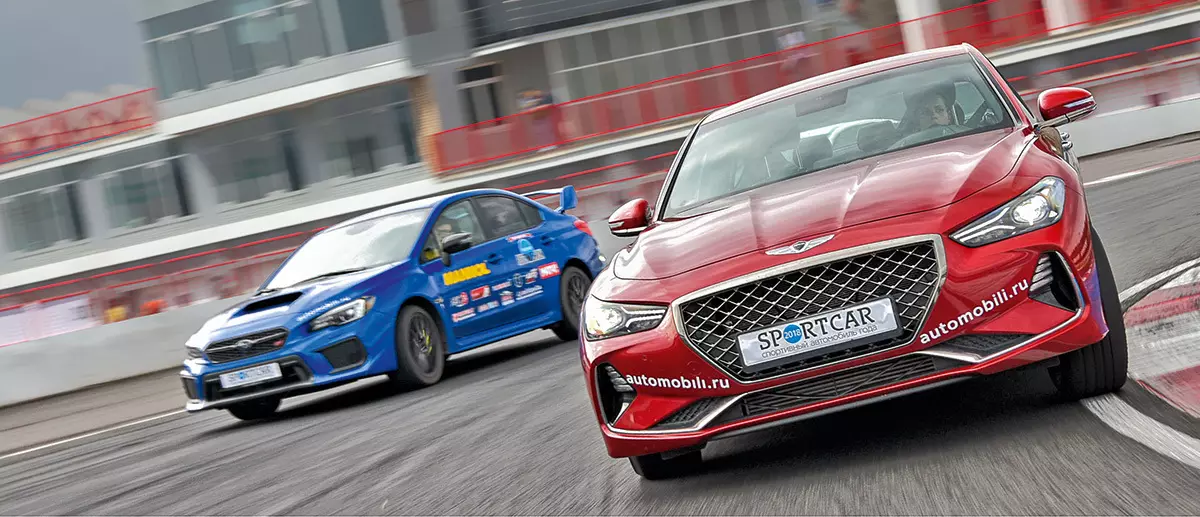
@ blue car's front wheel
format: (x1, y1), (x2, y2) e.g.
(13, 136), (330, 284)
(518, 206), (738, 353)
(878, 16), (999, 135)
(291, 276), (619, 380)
(389, 305), (446, 389)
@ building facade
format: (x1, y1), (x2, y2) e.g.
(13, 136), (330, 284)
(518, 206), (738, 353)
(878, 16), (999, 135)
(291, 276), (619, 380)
(0, 0), (1192, 294)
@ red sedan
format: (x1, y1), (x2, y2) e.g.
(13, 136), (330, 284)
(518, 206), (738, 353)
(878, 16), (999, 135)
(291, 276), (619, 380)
(580, 44), (1127, 480)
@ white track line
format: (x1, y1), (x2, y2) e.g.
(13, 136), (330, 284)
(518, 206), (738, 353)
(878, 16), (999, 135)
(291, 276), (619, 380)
(1078, 262), (1200, 472)
(0, 409), (185, 462)
(1083, 155), (1200, 188)
(1119, 258), (1200, 302)
(1082, 395), (1200, 470)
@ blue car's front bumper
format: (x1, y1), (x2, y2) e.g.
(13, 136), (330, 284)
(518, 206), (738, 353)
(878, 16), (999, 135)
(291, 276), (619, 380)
(180, 313), (394, 411)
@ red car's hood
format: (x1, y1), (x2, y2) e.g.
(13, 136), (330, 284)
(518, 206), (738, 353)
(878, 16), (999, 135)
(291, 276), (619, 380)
(614, 128), (1029, 280)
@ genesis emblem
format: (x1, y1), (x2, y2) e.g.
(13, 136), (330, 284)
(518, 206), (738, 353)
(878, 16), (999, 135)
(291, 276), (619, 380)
(765, 234), (835, 256)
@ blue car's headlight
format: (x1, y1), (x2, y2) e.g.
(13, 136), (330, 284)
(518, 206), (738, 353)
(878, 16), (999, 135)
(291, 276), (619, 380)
(310, 297), (375, 331)
(950, 176), (1066, 247)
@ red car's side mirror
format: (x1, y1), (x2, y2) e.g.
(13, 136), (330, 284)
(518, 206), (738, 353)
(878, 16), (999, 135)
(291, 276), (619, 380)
(608, 199), (650, 237)
(1037, 87), (1096, 128)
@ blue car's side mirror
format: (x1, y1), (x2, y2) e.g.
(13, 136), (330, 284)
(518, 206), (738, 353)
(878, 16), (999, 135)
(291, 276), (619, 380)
(558, 185), (578, 213)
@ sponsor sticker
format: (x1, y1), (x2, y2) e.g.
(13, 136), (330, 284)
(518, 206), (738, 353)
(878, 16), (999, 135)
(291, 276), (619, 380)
(452, 308), (475, 323)
(470, 286), (491, 301)
(295, 296), (352, 322)
(450, 292), (469, 308)
(524, 269), (539, 284)
(477, 301), (500, 313)
(516, 249), (546, 266)
(506, 232), (534, 243)
(919, 279), (1030, 344)
(500, 291), (515, 306)
(624, 374), (731, 390)
(443, 263), (490, 286)
(512, 272), (525, 289)
(538, 262), (561, 279)
(517, 286), (543, 301)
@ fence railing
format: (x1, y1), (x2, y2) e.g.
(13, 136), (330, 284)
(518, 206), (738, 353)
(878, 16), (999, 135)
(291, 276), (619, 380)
(431, 0), (1197, 172)
(0, 89), (157, 166)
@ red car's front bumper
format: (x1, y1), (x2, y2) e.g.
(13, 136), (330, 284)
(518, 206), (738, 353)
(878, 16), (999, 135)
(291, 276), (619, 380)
(582, 186), (1109, 459)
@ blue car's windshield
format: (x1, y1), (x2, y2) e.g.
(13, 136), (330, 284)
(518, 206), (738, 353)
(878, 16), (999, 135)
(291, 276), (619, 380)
(264, 209), (430, 290)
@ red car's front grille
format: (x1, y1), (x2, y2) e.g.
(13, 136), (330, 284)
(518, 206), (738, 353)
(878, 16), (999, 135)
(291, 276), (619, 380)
(677, 240), (942, 382)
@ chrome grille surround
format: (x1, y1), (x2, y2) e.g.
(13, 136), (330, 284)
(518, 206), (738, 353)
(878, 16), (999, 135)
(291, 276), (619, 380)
(672, 235), (947, 384)
(204, 328), (289, 364)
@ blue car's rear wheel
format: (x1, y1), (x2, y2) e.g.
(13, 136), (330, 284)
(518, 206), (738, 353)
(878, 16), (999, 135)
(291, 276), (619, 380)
(389, 305), (446, 389)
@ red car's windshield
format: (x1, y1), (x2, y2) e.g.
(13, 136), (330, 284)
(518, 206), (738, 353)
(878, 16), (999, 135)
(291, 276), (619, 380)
(661, 55), (1016, 218)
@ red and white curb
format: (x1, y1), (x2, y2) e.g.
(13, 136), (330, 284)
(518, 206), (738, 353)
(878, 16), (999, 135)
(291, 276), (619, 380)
(1081, 261), (1200, 472)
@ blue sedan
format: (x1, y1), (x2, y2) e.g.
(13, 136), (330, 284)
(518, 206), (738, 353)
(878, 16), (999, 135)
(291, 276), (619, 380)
(180, 186), (603, 420)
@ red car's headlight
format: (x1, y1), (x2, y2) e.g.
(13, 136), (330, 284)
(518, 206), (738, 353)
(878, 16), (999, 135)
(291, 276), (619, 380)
(583, 296), (667, 341)
(950, 176), (1066, 247)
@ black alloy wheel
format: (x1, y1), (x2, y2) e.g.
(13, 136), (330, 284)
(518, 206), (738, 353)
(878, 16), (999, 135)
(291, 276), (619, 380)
(552, 266), (592, 342)
(389, 305), (446, 389)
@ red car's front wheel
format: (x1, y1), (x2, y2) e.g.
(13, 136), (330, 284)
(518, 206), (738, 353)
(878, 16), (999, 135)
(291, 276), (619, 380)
(1051, 226), (1129, 399)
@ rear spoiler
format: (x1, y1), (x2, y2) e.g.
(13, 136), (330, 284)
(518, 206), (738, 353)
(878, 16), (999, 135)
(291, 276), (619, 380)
(524, 185), (578, 214)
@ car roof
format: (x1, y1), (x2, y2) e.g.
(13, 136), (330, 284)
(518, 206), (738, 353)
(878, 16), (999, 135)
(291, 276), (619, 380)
(322, 188), (524, 233)
(704, 44), (976, 124)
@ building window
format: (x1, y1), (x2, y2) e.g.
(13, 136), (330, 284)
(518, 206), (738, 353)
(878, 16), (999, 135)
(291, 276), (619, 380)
(400, 0), (435, 35)
(338, 0), (389, 51)
(102, 157), (190, 230)
(458, 63), (503, 124)
(2, 185), (84, 253)
(196, 116), (298, 205)
(144, 0), (330, 97)
(313, 83), (418, 181)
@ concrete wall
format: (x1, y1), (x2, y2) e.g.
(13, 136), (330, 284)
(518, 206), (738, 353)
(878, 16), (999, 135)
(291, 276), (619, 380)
(1069, 97), (1200, 157)
(0, 296), (245, 408)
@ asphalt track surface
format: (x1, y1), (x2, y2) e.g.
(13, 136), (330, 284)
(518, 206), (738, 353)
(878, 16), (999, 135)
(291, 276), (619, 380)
(3, 166), (1200, 515)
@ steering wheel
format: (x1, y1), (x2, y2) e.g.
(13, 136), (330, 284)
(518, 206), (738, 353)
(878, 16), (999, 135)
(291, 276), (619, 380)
(889, 124), (969, 149)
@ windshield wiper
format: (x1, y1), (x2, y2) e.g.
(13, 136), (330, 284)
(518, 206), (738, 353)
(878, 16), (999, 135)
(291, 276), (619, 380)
(288, 267), (369, 287)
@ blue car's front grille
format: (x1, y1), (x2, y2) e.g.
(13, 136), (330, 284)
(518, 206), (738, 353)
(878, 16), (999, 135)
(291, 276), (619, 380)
(204, 329), (289, 364)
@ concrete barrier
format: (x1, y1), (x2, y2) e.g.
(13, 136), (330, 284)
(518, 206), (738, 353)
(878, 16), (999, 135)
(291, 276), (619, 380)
(0, 297), (244, 408)
(1070, 98), (1200, 158)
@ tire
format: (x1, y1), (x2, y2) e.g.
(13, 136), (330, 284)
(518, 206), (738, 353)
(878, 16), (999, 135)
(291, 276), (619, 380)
(629, 450), (703, 480)
(551, 265), (592, 342)
(388, 304), (446, 389)
(227, 397), (280, 421)
(1050, 226), (1128, 399)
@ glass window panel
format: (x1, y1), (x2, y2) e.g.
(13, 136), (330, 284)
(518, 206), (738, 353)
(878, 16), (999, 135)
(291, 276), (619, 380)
(234, 10), (291, 73)
(592, 31), (613, 63)
(192, 25), (236, 86)
(338, 0), (389, 51)
(560, 36), (581, 70)
(687, 12), (708, 43)
(655, 19), (676, 49)
(623, 24), (644, 57)
(282, 0), (327, 62)
(597, 63), (619, 93)
(152, 36), (200, 96)
(718, 6), (740, 38)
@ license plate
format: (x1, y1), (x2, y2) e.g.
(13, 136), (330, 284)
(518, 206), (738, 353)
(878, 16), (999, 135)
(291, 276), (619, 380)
(736, 298), (902, 372)
(219, 363), (282, 389)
